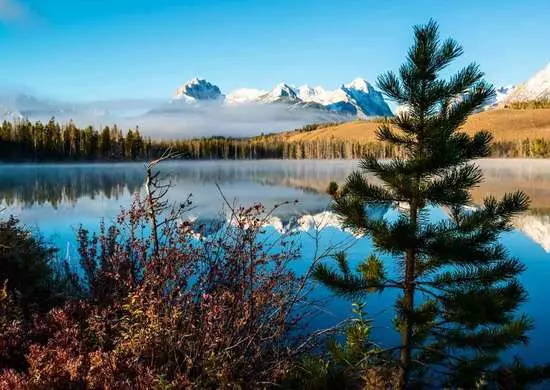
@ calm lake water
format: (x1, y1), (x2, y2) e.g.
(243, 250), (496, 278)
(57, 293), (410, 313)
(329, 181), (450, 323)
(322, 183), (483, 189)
(1, 159), (550, 365)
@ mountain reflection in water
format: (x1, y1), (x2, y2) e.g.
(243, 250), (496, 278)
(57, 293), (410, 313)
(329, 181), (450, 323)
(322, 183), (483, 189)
(2, 159), (550, 366)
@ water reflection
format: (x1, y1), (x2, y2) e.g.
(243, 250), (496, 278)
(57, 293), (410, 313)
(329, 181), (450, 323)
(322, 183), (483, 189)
(3, 159), (550, 248)
(1, 159), (550, 366)
(0, 164), (144, 209)
(2, 159), (550, 207)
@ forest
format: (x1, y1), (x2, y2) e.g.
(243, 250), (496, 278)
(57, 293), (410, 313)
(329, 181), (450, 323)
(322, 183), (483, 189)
(2, 117), (550, 162)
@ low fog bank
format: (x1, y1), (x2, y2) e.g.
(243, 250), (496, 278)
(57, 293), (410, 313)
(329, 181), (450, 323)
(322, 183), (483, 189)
(1, 91), (347, 139)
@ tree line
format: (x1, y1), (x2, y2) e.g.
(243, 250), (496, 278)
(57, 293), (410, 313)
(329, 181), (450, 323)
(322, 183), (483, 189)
(0, 119), (151, 161)
(504, 99), (550, 110)
(3, 118), (550, 161)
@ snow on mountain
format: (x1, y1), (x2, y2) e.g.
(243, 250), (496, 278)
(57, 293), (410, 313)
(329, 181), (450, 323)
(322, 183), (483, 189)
(345, 78), (370, 92)
(259, 83), (301, 104)
(505, 62), (550, 103)
(225, 88), (267, 104)
(514, 213), (550, 253)
(292, 78), (392, 118)
(495, 85), (515, 103)
(168, 77), (393, 118)
(295, 85), (327, 102)
(174, 78), (224, 102)
(340, 78), (393, 117)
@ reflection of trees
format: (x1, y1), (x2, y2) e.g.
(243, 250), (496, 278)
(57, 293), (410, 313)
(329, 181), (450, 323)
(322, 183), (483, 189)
(163, 161), (353, 191)
(0, 162), (354, 209)
(0, 166), (145, 208)
(5, 160), (550, 211)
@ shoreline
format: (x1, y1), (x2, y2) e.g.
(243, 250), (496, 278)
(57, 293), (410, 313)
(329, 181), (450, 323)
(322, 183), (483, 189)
(2, 156), (550, 165)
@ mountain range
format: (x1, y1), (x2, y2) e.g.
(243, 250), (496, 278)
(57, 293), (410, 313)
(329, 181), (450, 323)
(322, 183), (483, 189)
(169, 77), (393, 118)
(1, 62), (549, 136)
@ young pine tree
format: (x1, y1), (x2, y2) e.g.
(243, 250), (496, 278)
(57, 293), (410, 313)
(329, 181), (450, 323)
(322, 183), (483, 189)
(315, 20), (550, 389)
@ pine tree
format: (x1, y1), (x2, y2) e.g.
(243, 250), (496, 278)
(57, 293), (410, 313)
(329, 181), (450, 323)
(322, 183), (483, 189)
(314, 20), (550, 389)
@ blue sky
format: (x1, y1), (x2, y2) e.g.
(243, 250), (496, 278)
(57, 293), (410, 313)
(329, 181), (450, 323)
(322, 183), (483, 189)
(1, 0), (549, 101)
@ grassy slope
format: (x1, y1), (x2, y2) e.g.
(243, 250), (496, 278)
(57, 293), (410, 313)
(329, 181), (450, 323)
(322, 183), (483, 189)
(269, 109), (550, 209)
(277, 108), (550, 143)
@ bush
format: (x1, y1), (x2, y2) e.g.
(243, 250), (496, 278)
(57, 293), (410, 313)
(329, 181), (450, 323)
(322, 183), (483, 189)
(286, 302), (398, 390)
(0, 216), (66, 314)
(0, 162), (312, 388)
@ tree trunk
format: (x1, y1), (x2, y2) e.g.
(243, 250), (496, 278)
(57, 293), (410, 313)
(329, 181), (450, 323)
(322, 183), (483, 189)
(145, 166), (160, 257)
(399, 202), (417, 389)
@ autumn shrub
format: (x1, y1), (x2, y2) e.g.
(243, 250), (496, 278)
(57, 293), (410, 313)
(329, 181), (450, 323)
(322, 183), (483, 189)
(0, 214), (80, 377)
(0, 162), (313, 389)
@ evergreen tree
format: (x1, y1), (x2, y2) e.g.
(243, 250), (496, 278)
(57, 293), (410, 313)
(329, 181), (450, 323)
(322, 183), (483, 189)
(314, 20), (550, 389)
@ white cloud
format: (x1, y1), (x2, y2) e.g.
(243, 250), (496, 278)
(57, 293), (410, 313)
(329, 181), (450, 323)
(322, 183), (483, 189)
(0, 0), (29, 23)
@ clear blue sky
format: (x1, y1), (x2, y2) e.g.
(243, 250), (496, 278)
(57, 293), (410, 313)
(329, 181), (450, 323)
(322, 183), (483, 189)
(1, 0), (549, 101)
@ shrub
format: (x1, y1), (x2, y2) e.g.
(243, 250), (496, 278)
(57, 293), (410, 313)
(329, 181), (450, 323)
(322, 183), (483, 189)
(0, 160), (312, 388)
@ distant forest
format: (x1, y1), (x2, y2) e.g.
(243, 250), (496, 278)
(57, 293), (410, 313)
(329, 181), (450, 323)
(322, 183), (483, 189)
(1, 118), (550, 161)
(504, 99), (550, 110)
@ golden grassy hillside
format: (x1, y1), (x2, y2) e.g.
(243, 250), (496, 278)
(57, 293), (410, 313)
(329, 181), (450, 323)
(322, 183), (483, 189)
(279, 108), (550, 143)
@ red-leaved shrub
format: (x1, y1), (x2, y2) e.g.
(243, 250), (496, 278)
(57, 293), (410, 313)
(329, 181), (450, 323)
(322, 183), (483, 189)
(0, 163), (311, 389)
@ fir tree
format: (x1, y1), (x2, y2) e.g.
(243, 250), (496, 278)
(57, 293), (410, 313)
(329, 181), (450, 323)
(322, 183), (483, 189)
(314, 20), (550, 389)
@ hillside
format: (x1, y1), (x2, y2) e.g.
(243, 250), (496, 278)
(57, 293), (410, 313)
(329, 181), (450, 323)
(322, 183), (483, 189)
(277, 108), (550, 143)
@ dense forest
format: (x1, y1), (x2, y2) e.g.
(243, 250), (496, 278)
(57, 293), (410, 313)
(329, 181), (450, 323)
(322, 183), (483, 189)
(1, 115), (550, 162)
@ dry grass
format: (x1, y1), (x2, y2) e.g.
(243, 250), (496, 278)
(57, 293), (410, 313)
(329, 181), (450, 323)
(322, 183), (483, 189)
(278, 108), (550, 143)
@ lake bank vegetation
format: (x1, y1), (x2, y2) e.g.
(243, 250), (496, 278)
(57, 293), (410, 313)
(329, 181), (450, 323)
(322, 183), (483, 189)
(2, 20), (550, 389)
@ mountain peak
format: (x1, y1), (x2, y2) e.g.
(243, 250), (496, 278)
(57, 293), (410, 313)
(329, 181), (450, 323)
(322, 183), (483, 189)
(344, 78), (371, 92)
(168, 77), (393, 117)
(272, 83), (296, 95)
(296, 85), (326, 101)
(505, 62), (550, 103)
(261, 83), (300, 103)
(174, 78), (223, 101)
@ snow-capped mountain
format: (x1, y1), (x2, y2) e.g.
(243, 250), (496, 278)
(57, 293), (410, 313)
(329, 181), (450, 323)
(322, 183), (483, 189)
(0, 93), (78, 120)
(170, 77), (393, 118)
(173, 78), (224, 102)
(225, 88), (267, 104)
(259, 83), (301, 104)
(270, 78), (393, 117)
(295, 85), (326, 101)
(505, 62), (550, 103)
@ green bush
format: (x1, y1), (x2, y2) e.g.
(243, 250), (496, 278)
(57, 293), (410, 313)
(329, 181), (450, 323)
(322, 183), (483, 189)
(0, 216), (67, 314)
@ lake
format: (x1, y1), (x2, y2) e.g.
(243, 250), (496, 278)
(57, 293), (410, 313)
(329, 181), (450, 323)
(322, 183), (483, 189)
(1, 159), (550, 365)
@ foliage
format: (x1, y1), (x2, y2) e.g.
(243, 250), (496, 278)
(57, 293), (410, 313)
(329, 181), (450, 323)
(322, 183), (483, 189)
(505, 100), (550, 110)
(314, 20), (550, 389)
(0, 119), (149, 161)
(0, 161), (311, 388)
(287, 301), (399, 390)
(2, 116), (549, 161)
(0, 216), (68, 314)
